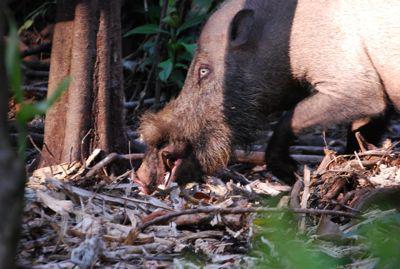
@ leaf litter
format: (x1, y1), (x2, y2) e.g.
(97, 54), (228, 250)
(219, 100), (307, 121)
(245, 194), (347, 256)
(18, 139), (400, 268)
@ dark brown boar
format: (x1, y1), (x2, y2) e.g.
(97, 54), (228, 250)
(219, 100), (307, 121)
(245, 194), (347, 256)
(136, 0), (400, 193)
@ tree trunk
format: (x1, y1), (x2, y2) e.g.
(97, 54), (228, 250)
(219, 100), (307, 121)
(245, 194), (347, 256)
(40, 0), (127, 167)
(0, 6), (26, 268)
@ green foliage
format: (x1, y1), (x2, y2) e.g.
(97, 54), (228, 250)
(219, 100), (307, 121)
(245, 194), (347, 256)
(124, 24), (168, 36)
(253, 209), (400, 268)
(18, 1), (55, 33)
(356, 213), (400, 268)
(15, 78), (70, 124)
(6, 16), (22, 104)
(253, 213), (342, 269)
(5, 16), (69, 157)
(158, 59), (173, 81)
(125, 0), (217, 90)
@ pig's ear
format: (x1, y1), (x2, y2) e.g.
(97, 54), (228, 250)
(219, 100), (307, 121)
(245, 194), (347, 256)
(229, 9), (255, 48)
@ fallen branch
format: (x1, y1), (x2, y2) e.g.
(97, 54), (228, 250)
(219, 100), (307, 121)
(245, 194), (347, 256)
(86, 152), (144, 177)
(290, 180), (303, 210)
(215, 168), (252, 185)
(290, 145), (340, 155)
(45, 178), (172, 210)
(124, 206), (360, 244)
(23, 69), (49, 78)
(125, 98), (157, 109)
(234, 150), (324, 165)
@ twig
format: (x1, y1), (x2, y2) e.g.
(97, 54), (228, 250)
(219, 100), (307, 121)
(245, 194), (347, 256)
(354, 151), (365, 169)
(215, 168), (252, 185)
(355, 131), (373, 152)
(27, 134), (43, 154)
(46, 178), (172, 210)
(80, 129), (93, 169)
(154, 74), (161, 109)
(86, 152), (144, 177)
(290, 180), (303, 210)
(124, 206), (360, 244)
(10, 132), (43, 147)
(291, 154), (324, 164)
(299, 166), (311, 231)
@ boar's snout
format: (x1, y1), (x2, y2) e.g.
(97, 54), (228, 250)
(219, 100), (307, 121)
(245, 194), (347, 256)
(135, 142), (203, 194)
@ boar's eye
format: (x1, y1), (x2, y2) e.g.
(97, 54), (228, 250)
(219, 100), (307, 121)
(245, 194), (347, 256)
(198, 66), (211, 80)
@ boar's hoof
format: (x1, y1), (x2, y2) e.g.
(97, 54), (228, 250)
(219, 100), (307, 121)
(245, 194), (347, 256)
(265, 152), (297, 185)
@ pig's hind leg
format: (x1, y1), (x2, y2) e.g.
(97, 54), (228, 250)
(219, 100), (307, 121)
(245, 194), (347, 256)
(345, 111), (392, 153)
(266, 88), (387, 185)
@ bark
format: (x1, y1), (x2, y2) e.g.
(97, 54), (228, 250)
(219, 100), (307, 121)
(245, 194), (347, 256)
(0, 5), (26, 268)
(40, 0), (127, 167)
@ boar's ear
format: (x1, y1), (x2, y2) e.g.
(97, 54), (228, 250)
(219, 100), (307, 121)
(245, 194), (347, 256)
(229, 9), (255, 48)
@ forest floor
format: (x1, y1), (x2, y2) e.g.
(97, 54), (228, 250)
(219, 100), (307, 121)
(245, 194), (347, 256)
(15, 116), (400, 268)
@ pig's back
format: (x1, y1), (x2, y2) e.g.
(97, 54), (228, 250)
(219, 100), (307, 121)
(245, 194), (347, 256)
(289, 0), (400, 108)
(357, 0), (400, 107)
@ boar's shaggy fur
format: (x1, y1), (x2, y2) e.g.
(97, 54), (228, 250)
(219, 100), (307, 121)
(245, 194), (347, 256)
(139, 101), (231, 174)
(136, 0), (400, 193)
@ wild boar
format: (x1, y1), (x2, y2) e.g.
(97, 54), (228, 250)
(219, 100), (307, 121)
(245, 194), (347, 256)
(135, 0), (400, 193)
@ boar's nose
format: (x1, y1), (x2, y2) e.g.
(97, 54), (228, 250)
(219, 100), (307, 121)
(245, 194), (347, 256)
(134, 161), (153, 194)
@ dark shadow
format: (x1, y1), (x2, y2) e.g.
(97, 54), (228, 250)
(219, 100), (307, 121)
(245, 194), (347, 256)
(222, 0), (302, 183)
(222, 0), (302, 147)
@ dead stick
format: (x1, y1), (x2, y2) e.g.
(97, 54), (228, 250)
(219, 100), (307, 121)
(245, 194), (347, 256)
(125, 98), (156, 109)
(290, 145), (340, 155)
(290, 180), (303, 210)
(299, 166), (311, 231)
(86, 153), (144, 177)
(22, 85), (48, 93)
(124, 206), (360, 244)
(23, 69), (49, 78)
(234, 150), (323, 165)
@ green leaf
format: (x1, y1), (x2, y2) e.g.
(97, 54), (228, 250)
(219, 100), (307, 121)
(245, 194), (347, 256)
(18, 19), (34, 34)
(45, 76), (71, 108)
(158, 59), (173, 81)
(177, 50), (194, 62)
(16, 77), (70, 124)
(5, 17), (23, 104)
(181, 42), (197, 56)
(175, 63), (188, 69)
(124, 24), (169, 37)
(16, 103), (41, 124)
(162, 14), (180, 28)
(177, 14), (206, 35)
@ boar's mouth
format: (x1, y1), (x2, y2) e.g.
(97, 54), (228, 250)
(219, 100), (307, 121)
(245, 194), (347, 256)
(161, 151), (184, 188)
(135, 142), (202, 194)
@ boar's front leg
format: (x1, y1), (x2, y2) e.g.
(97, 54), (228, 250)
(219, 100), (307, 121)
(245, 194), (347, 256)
(265, 111), (298, 184)
(266, 90), (387, 185)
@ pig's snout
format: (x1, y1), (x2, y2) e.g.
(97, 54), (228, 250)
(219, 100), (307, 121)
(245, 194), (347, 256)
(135, 142), (204, 194)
